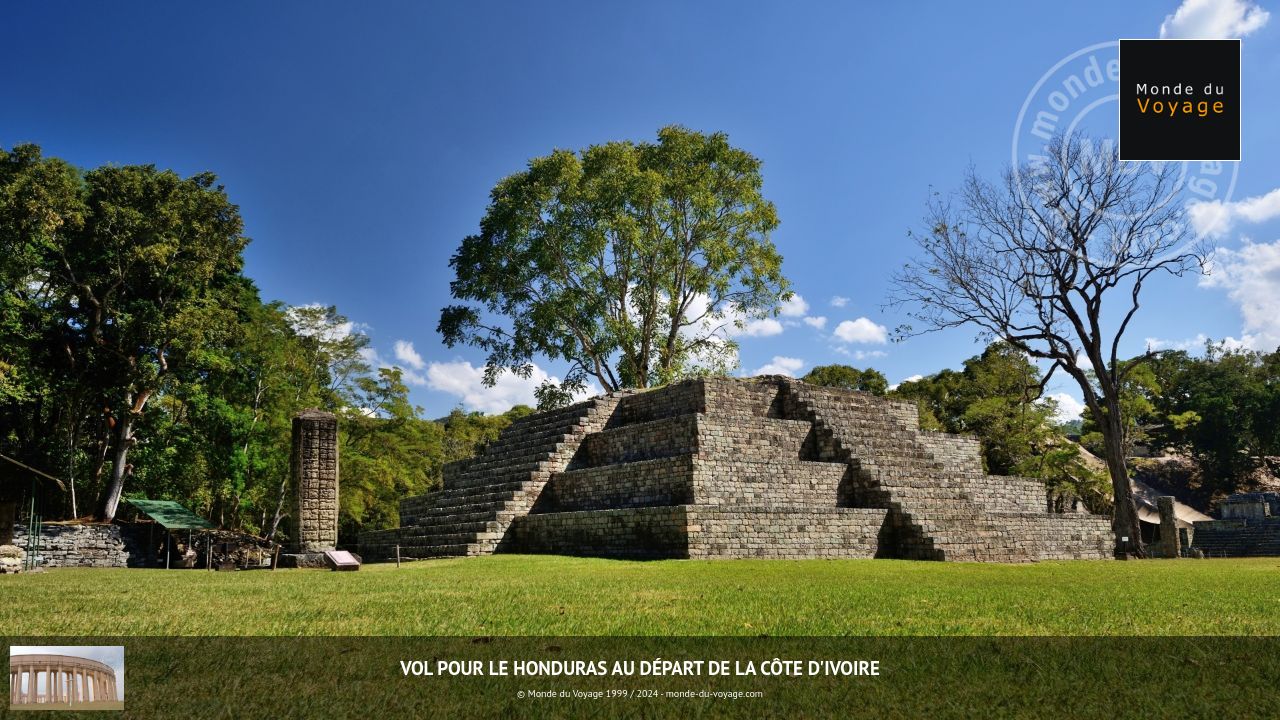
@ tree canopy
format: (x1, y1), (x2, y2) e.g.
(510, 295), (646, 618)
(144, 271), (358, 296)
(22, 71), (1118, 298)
(801, 365), (888, 395)
(440, 125), (790, 406)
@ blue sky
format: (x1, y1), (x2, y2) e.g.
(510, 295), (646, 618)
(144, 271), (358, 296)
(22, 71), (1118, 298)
(3, 1), (1278, 418)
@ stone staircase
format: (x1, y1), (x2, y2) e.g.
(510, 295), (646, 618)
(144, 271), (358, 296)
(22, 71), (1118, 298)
(359, 393), (625, 559)
(781, 381), (1110, 562)
(504, 381), (889, 559)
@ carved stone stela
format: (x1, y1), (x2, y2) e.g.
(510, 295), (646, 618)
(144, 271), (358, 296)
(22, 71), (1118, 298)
(291, 410), (339, 554)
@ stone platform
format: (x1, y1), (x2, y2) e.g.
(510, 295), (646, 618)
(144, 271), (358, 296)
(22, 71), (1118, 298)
(360, 377), (1112, 562)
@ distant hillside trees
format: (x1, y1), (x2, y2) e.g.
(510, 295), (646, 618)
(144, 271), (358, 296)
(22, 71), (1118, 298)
(1082, 345), (1280, 503)
(890, 343), (1108, 509)
(801, 365), (888, 395)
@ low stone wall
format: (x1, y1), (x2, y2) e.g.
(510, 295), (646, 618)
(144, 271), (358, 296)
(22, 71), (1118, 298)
(693, 462), (849, 507)
(917, 432), (985, 474)
(954, 475), (1048, 514)
(507, 505), (890, 560)
(550, 456), (696, 511)
(505, 506), (691, 559)
(12, 523), (132, 568)
(1006, 514), (1114, 561)
(573, 414), (700, 467)
(686, 507), (888, 559)
(607, 381), (705, 428)
(702, 377), (786, 421)
(696, 416), (813, 460)
(1193, 517), (1280, 557)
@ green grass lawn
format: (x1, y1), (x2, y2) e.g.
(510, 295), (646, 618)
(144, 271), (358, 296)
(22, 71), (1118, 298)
(4, 555), (1280, 636)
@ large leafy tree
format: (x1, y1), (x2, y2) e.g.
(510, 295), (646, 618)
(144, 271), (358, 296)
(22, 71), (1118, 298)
(2, 144), (543, 543)
(440, 126), (789, 404)
(1, 145), (250, 521)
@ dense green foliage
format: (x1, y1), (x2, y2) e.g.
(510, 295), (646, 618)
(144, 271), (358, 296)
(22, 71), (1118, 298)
(889, 343), (1109, 509)
(800, 364), (888, 395)
(440, 125), (790, 406)
(1082, 344), (1280, 500)
(0, 145), (525, 545)
(5, 555), (1280, 636)
(889, 341), (1280, 508)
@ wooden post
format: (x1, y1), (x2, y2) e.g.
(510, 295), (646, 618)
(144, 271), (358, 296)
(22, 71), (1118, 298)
(165, 528), (171, 569)
(206, 532), (212, 571)
(271, 543), (280, 570)
(395, 544), (401, 568)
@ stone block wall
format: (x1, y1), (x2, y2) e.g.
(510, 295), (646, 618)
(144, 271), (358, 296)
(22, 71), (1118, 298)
(549, 456), (696, 511)
(606, 381), (706, 428)
(506, 506), (891, 560)
(1193, 518), (1280, 557)
(573, 414), (700, 468)
(12, 523), (131, 568)
(686, 507), (888, 559)
(506, 506), (691, 559)
(916, 432), (985, 475)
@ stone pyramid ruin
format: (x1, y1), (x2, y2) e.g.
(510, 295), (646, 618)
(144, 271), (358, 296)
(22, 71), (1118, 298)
(359, 377), (1113, 562)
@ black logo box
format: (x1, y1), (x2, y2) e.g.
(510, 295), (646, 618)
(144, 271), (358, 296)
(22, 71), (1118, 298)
(1119, 39), (1240, 162)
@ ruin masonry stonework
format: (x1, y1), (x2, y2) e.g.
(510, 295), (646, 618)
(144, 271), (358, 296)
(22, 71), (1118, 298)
(290, 409), (339, 554)
(359, 377), (1113, 562)
(1193, 492), (1280, 557)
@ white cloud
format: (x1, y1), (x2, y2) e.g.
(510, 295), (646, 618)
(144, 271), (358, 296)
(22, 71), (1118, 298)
(780, 294), (809, 317)
(361, 346), (428, 386)
(1188, 187), (1280, 238)
(887, 374), (924, 392)
(1199, 238), (1280, 351)
(1044, 392), (1087, 425)
(1160, 0), (1270, 38)
(833, 347), (888, 361)
(1142, 333), (1258, 353)
(425, 360), (597, 414)
(802, 316), (828, 330)
(830, 295), (849, 308)
(682, 292), (784, 341)
(734, 317), (785, 337)
(393, 340), (426, 370)
(752, 356), (805, 377)
(833, 317), (889, 344)
(1144, 333), (1214, 352)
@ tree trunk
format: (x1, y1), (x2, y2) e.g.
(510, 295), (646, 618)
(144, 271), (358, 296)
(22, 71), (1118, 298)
(265, 472), (289, 542)
(97, 414), (134, 522)
(1102, 403), (1145, 558)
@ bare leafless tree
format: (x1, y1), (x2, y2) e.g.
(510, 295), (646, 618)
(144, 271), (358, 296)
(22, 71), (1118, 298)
(889, 133), (1206, 557)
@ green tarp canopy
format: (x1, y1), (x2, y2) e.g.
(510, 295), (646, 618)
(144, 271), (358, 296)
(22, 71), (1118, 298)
(125, 499), (215, 530)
